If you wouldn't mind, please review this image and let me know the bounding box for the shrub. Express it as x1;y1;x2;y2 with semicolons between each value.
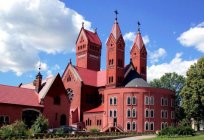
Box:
89;127;100;133
158;125;195;137
31;114;48;134
0;120;29;138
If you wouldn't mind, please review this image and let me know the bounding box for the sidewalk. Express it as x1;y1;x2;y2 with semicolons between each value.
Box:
113;135;156;140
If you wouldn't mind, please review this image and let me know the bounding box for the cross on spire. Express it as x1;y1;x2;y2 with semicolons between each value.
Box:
114;10;119;21
39;61;41;72
138;21;141;32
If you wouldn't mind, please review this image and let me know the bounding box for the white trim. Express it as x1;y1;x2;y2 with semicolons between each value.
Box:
22;108;41;113
127;108;131;118
132;96;136;105
127;121;131;131
132;121;136;130
132;108;136;118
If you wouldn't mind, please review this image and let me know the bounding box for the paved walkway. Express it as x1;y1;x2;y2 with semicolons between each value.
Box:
113;135;156;140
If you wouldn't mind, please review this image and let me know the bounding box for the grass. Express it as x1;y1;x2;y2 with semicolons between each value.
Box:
146;134;204;140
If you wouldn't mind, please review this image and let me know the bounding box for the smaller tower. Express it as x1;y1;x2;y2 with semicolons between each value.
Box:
130;22;147;81
33;63;42;93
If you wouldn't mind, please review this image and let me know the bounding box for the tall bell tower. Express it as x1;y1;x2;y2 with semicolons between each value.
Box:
106;11;125;87
130;22;147;81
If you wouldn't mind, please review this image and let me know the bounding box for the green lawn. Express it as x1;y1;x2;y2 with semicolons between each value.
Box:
146;134;204;140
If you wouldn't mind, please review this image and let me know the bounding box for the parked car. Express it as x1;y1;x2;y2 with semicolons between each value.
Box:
47;125;77;134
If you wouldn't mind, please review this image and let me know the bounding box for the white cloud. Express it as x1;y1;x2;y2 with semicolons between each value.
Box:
177;22;204;53
46;70;53;78
123;32;150;45
149;48;166;64
0;0;92;75
147;53;197;81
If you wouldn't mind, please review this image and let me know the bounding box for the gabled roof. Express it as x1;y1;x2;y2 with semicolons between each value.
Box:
85;105;104;113
111;20;122;41
0;84;42;107
21;74;61;100
124;63;149;87
76;27;101;46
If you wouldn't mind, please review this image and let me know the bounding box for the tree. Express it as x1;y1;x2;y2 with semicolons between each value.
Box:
180;57;204;131
31;114;49;134
149;72;186;122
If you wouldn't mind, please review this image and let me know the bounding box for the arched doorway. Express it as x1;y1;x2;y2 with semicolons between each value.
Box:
60;114;66;126
22;110;40;128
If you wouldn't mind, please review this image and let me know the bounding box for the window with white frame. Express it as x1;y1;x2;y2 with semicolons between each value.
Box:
165;98;168;106
165;110;168;119
150;96;154;105
145;121;149;130
132;121;136;130
132;108;136;118
109;110;112;117
145;96;149;105
161;97;164;106
110;97;113;105
165;122;168;127
145;109;149;118
150;109;154;118
132;96;136;105
127;109;131;118
114;97;117;105
0;116;9;125
150;122;154;130
171;111;175;119
127;97;131;105
161;110;164;118
161;122;165;130
127;122;131;130
114;110;117;118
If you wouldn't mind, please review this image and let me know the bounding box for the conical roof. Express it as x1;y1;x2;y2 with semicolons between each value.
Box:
111;20;122;41
134;32;145;50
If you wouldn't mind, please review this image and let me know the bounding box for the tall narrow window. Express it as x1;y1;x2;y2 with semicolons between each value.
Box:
114;97;117;105
127;122;131;130
132;122;136;130
150;109;154;118
109;110;112;117
132;97;136;105
114;110;117;118
145;122;149;131
150;96;154;105
127;109;131;118
110;97;113;105
161;97;164;106
132;108;136;118
127;97;131;105
145;109;149;118
150;122;154;130
145;96;149;105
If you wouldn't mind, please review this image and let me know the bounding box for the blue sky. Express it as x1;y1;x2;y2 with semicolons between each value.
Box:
0;0;203;86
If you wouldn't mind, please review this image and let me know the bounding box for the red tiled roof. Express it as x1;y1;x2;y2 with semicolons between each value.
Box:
84;29;101;46
85;105;104;113
75;66;106;87
0;84;42;107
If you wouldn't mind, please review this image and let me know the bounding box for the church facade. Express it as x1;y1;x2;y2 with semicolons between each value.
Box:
62;16;175;132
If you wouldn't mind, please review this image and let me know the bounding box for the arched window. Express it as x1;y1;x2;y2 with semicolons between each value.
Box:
145;121;149;131
150;109;154;118
127;122;131;130
114;110;117;118
132;122;136;130
132;96;136;105
127;97;131;105
165;110;168;119
161;122;164;130
150;122;154;130
145;108;149;118
127;109;131;118
114;97;117;105
150;96;154;105
109;97;113;105
161;97;164;106
145;96;149;105
161;110;164;118
54;96;61;105
109;110;112;117
132;108;136;118
165;98;168;106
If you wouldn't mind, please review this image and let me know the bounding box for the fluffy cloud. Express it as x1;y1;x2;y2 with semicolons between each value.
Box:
123;32;150;45
177;22;204;53
149;48;166;64
147;53;197;81
0;0;91;75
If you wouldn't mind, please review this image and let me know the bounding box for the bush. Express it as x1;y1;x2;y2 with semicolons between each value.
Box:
158;125;195;137
0;120;29;138
89;127;100;133
31;114;49;134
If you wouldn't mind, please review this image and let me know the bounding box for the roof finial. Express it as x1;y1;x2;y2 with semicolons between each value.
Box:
137;21;141;33
114;10;119;21
39;61;41;72
69;58;72;64
94;27;97;33
82;22;84;28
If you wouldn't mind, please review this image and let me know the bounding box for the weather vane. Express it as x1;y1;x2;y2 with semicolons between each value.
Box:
39;61;41;72
114;10;119;21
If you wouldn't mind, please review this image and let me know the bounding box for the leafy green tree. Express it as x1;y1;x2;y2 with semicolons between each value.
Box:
150;72;186;122
31;114;48;134
180;57;204;131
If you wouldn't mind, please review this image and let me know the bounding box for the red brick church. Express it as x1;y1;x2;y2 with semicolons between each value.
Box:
0;13;175;132
62;15;175;132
